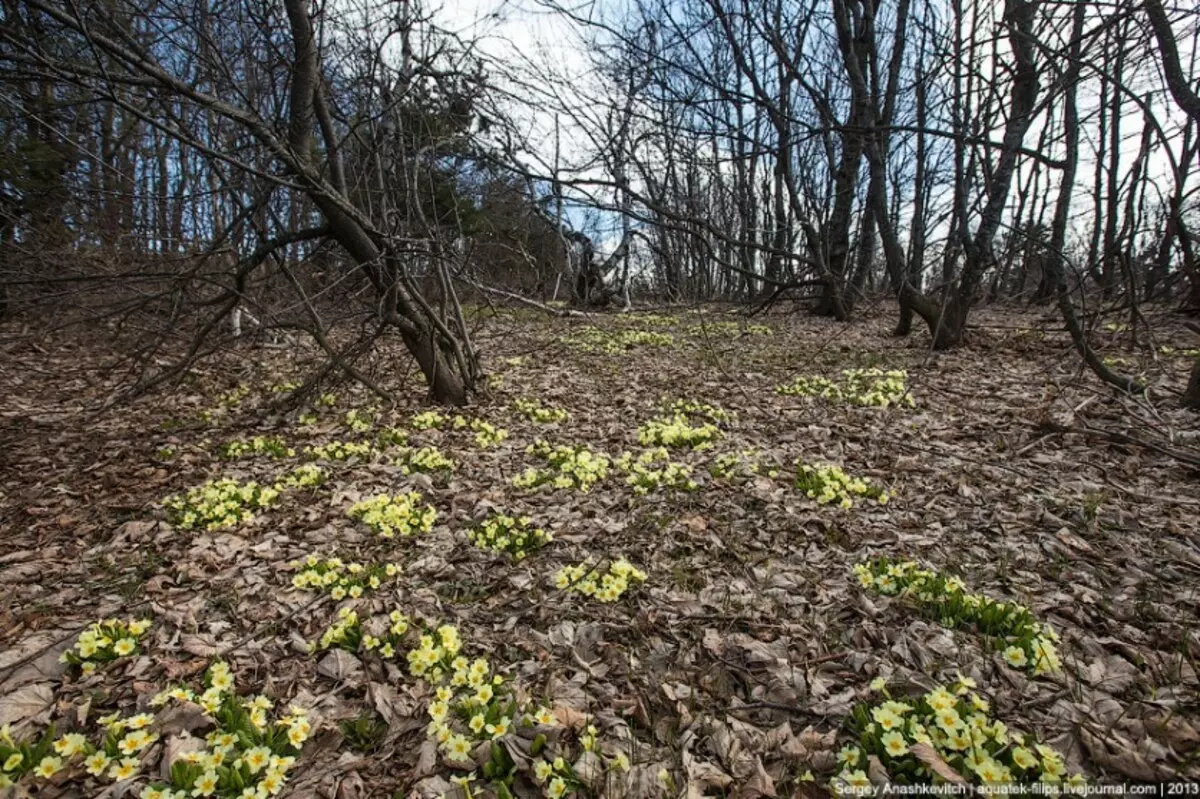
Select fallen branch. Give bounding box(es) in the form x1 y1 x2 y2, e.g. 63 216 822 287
1035 420 1200 469
459 278 588 318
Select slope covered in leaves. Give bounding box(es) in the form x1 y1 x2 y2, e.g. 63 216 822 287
1 306 1198 797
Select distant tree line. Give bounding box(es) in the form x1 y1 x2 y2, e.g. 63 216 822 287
1 0 1199 405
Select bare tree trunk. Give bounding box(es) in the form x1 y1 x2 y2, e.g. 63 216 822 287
934 0 1041 348
1046 0 1142 394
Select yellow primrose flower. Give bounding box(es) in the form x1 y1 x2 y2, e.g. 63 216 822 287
945 731 972 751
1012 746 1038 770
446 735 473 762
428 701 449 722
880 730 907 757
534 759 553 782
192 770 220 795
109 757 140 781
925 686 956 710
534 707 557 725
84 751 110 776
1003 645 1029 668
977 759 1004 783
486 716 511 739
548 777 568 799
211 733 236 749
934 707 962 732
871 707 902 731
244 746 271 774
113 638 137 656
34 756 63 778
474 685 494 704
838 770 871 789
3 753 23 771
259 772 285 794
126 713 154 730
119 729 154 755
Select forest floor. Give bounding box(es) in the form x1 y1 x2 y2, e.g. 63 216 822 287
1 303 1199 799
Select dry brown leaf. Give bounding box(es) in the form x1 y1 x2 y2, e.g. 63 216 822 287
0 682 55 728
908 743 967 784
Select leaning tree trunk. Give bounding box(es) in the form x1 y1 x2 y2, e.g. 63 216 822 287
929 0 1040 349
20 0 482 407
1185 360 1200 410
282 0 478 405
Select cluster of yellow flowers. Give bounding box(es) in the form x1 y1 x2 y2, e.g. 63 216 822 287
615 449 699 494
554 558 647 602
309 608 412 660
451 416 509 448
218 436 294 459
777 368 915 408
309 609 615 797
612 313 678 328
164 478 280 531
302 440 374 461
343 408 375 433
0 713 162 790
854 559 1061 676
514 398 569 423
638 413 722 450
273 464 325 490
217 385 251 408
467 514 553 559
347 492 437 538
562 326 675 354
420 635 547 776
59 618 152 675
376 426 408 447
709 450 778 482
1102 321 1130 333
411 410 448 430
414 627 569 780
796 463 890 508
146 661 309 797
513 440 610 492
406 624 464 684
0 725 61 788
1160 345 1200 357
394 446 456 475
362 611 412 659
665 398 731 424
834 676 1084 793
690 320 773 337
289 555 400 599
270 381 299 394
312 607 361 653
316 392 337 407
